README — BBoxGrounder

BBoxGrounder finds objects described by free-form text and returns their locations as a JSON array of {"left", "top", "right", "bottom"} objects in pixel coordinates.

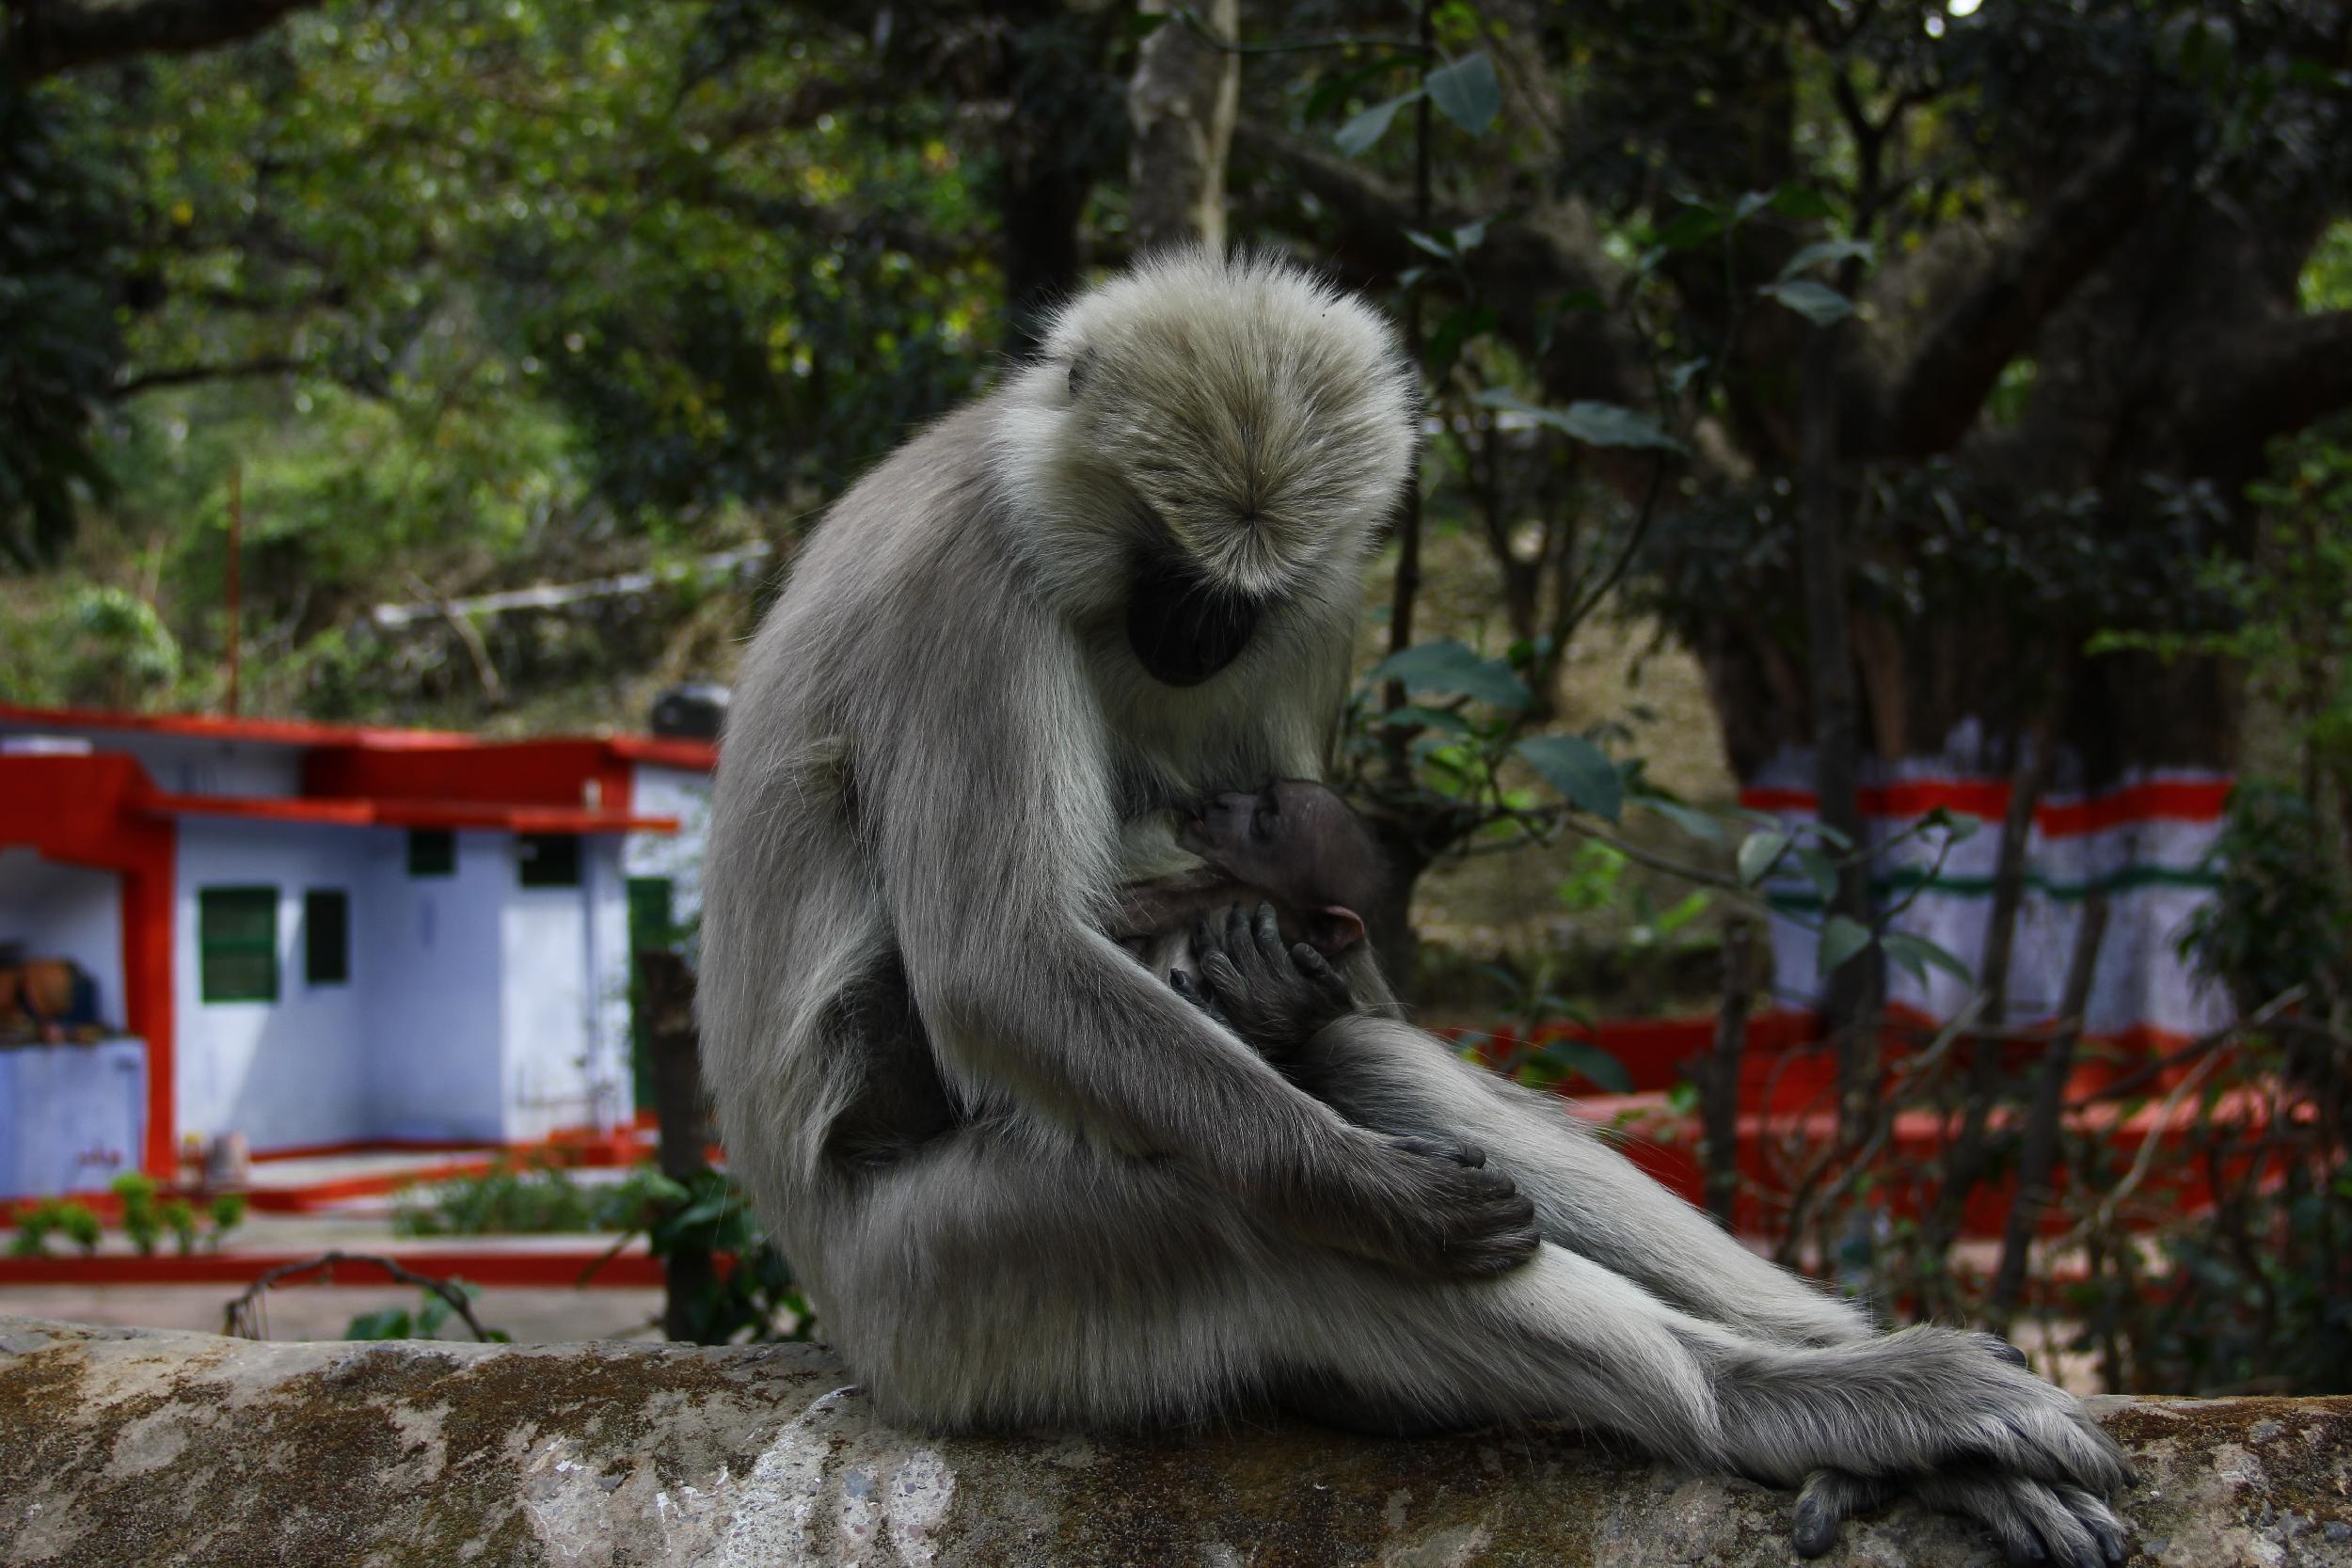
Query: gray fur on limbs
[{"left": 694, "top": 251, "right": 2129, "bottom": 1568}]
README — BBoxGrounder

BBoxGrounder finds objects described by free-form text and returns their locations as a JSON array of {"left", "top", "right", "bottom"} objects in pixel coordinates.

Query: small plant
[
  {"left": 343, "top": 1280, "right": 509, "bottom": 1343},
  {"left": 112, "top": 1173, "right": 160, "bottom": 1256},
  {"left": 159, "top": 1196, "right": 199, "bottom": 1256},
  {"left": 396, "top": 1160, "right": 695, "bottom": 1238}
]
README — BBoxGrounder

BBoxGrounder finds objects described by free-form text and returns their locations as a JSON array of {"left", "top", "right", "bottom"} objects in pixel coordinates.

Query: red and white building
[{"left": 0, "top": 705, "right": 714, "bottom": 1199}]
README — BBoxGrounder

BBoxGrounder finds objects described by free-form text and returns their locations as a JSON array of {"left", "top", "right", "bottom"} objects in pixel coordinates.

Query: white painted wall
[
  {"left": 499, "top": 835, "right": 631, "bottom": 1140},
  {"left": 624, "top": 764, "right": 711, "bottom": 926},
  {"left": 173, "top": 820, "right": 373, "bottom": 1151},
  {"left": 0, "top": 848, "right": 125, "bottom": 1030},
  {"left": 0, "top": 1038, "right": 145, "bottom": 1196},
  {"left": 359, "top": 827, "right": 509, "bottom": 1144}
]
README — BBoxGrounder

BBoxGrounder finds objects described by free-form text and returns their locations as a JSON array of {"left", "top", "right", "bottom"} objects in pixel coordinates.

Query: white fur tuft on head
[{"left": 989, "top": 249, "right": 1419, "bottom": 608}]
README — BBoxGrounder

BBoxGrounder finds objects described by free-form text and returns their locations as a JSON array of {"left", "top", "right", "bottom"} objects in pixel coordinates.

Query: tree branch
[
  {"left": 2194, "top": 308, "right": 2352, "bottom": 448},
  {"left": 1857, "top": 129, "right": 2164, "bottom": 459},
  {"left": 8, "top": 0, "right": 323, "bottom": 78},
  {"left": 115, "top": 355, "right": 302, "bottom": 395}
]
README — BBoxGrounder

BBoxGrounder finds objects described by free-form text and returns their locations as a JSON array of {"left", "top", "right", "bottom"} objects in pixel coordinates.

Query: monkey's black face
[{"left": 1125, "top": 550, "right": 1262, "bottom": 688}]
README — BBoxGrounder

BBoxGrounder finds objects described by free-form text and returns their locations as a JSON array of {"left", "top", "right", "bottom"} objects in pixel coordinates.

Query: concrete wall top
[{"left": 2, "top": 1318, "right": 2347, "bottom": 1567}]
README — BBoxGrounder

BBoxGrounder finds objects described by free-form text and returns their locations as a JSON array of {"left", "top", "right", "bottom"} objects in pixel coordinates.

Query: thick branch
[
  {"left": 1858, "top": 130, "right": 2164, "bottom": 459},
  {"left": 8, "top": 0, "right": 322, "bottom": 77},
  {"left": 115, "top": 355, "right": 302, "bottom": 395},
  {"left": 2195, "top": 308, "right": 2352, "bottom": 448}
]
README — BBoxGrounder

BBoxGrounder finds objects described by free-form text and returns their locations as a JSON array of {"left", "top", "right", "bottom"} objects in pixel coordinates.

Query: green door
[{"left": 625, "top": 877, "right": 678, "bottom": 1114}]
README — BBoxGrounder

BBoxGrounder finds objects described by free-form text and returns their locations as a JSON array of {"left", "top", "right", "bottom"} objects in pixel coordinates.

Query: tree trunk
[
  {"left": 1796, "top": 327, "right": 1877, "bottom": 1139},
  {"left": 1125, "top": 0, "right": 1238, "bottom": 256},
  {"left": 636, "top": 949, "right": 717, "bottom": 1345}
]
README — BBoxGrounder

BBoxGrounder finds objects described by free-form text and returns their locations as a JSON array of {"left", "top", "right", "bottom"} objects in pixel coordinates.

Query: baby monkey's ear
[
  {"left": 1067, "top": 348, "right": 1101, "bottom": 398},
  {"left": 1302, "top": 904, "right": 1368, "bottom": 957}
]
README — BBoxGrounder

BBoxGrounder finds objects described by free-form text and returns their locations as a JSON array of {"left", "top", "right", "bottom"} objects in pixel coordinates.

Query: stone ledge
[{"left": 2, "top": 1316, "right": 2347, "bottom": 1567}]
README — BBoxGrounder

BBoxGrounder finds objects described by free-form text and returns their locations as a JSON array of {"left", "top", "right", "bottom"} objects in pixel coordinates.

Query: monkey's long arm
[{"left": 860, "top": 584, "right": 1534, "bottom": 1277}]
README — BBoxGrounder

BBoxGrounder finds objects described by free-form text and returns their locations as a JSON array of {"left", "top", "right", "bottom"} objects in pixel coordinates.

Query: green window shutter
[
  {"left": 407, "top": 829, "right": 456, "bottom": 877},
  {"left": 518, "top": 832, "right": 582, "bottom": 888},
  {"left": 199, "top": 887, "right": 278, "bottom": 1004},
  {"left": 305, "top": 889, "right": 350, "bottom": 986}
]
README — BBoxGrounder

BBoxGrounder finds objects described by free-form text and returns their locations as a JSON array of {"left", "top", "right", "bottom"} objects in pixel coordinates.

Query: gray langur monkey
[{"left": 696, "top": 252, "right": 2130, "bottom": 1568}]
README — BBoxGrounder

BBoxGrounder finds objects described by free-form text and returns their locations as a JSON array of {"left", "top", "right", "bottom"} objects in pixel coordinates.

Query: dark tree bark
[{"left": 7, "top": 0, "right": 320, "bottom": 78}]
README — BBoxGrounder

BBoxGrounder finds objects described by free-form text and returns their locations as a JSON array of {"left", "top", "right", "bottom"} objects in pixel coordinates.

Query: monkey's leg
[
  {"left": 802, "top": 1129, "right": 2127, "bottom": 1516},
  {"left": 1295, "top": 1013, "right": 1875, "bottom": 1349}
]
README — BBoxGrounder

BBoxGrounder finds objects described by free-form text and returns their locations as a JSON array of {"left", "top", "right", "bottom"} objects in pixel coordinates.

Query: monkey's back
[{"left": 698, "top": 404, "right": 1019, "bottom": 1256}]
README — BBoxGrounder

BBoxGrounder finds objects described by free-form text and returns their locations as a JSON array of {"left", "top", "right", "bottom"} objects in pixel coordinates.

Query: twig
[
  {"left": 222, "top": 1251, "right": 500, "bottom": 1342},
  {"left": 1989, "top": 893, "right": 2108, "bottom": 1326}
]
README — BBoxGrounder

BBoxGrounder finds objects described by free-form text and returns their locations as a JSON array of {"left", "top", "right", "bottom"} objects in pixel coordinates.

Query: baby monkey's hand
[{"left": 1174, "top": 902, "right": 1358, "bottom": 1063}]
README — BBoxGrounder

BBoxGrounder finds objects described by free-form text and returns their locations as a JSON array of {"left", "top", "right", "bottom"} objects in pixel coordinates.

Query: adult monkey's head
[{"left": 992, "top": 251, "right": 1418, "bottom": 688}]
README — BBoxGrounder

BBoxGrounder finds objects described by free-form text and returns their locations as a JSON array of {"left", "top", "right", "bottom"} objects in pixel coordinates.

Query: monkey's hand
[
  {"left": 1307, "top": 1133, "right": 1543, "bottom": 1279},
  {"left": 1182, "top": 902, "right": 1356, "bottom": 1065}
]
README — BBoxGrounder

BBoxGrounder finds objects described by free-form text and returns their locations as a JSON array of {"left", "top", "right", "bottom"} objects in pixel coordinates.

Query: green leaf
[
  {"left": 1451, "top": 216, "right": 1492, "bottom": 253},
  {"left": 1472, "top": 388, "right": 1684, "bottom": 453},
  {"left": 1737, "top": 828, "right": 1792, "bottom": 886},
  {"left": 1770, "top": 184, "right": 1838, "bottom": 221},
  {"left": 1652, "top": 890, "right": 1713, "bottom": 938},
  {"left": 1921, "top": 807, "right": 1982, "bottom": 843},
  {"left": 1424, "top": 304, "right": 1497, "bottom": 380},
  {"left": 1382, "top": 703, "right": 1474, "bottom": 735},
  {"left": 1758, "top": 279, "right": 1855, "bottom": 325},
  {"left": 1818, "top": 915, "right": 1874, "bottom": 975},
  {"left": 1336, "top": 90, "right": 1422, "bottom": 157},
  {"left": 1642, "top": 797, "right": 1725, "bottom": 843},
  {"left": 1777, "top": 238, "right": 1875, "bottom": 280},
  {"left": 1424, "top": 53, "right": 1501, "bottom": 135},
  {"left": 1404, "top": 228, "right": 1458, "bottom": 260},
  {"left": 1882, "top": 932, "right": 1975, "bottom": 986},
  {"left": 1538, "top": 1037, "right": 1633, "bottom": 1094},
  {"left": 344, "top": 1307, "right": 413, "bottom": 1341},
  {"left": 1653, "top": 204, "right": 1723, "bottom": 252},
  {"left": 1368, "top": 639, "right": 1534, "bottom": 709},
  {"left": 1517, "top": 735, "right": 1622, "bottom": 822},
  {"left": 1794, "top": 847, "right": 1839, "bottom": 902}
]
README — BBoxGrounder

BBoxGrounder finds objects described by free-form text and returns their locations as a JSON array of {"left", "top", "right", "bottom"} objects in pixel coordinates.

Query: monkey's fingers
[
  {"left": 1795, "top": 1465, "right": 2128, "bottom": 1568},
  {"left": 1289, "top": 943, "right": 1354, "bottom": 1012},
  {"left": 1168, "top": 969, "right": 1230, "bottom": 1028},
  {"left": 1249, "top": 903, "right": 1287, "bottom": 967},
  {"left": 1194, "top": 945, "right": 1248, "bottom": 1012},
  {"left": 1791, "top": 1469, "right": 1895, "bottom": 1557}
]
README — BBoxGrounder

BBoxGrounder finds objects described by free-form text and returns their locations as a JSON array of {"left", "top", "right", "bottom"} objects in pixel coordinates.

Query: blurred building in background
[{"left": 0, "top": 705, "right": 713, "bottom": 1199}]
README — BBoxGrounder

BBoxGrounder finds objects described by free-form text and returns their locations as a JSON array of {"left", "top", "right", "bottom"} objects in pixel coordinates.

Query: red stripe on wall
[{"left": 1740, "top": 777, "right": 2232, "bottom": 836}]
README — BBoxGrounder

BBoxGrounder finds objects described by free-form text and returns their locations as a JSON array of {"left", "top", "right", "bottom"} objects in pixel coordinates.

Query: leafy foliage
[{"left": 0, "top": 76, "right": 123, "bottom": 569}]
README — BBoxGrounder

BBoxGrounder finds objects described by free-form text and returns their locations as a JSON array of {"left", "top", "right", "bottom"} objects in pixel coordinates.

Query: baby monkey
[{"left": 1112, "top": 779, "right": 1383, "bottom": 1063}]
